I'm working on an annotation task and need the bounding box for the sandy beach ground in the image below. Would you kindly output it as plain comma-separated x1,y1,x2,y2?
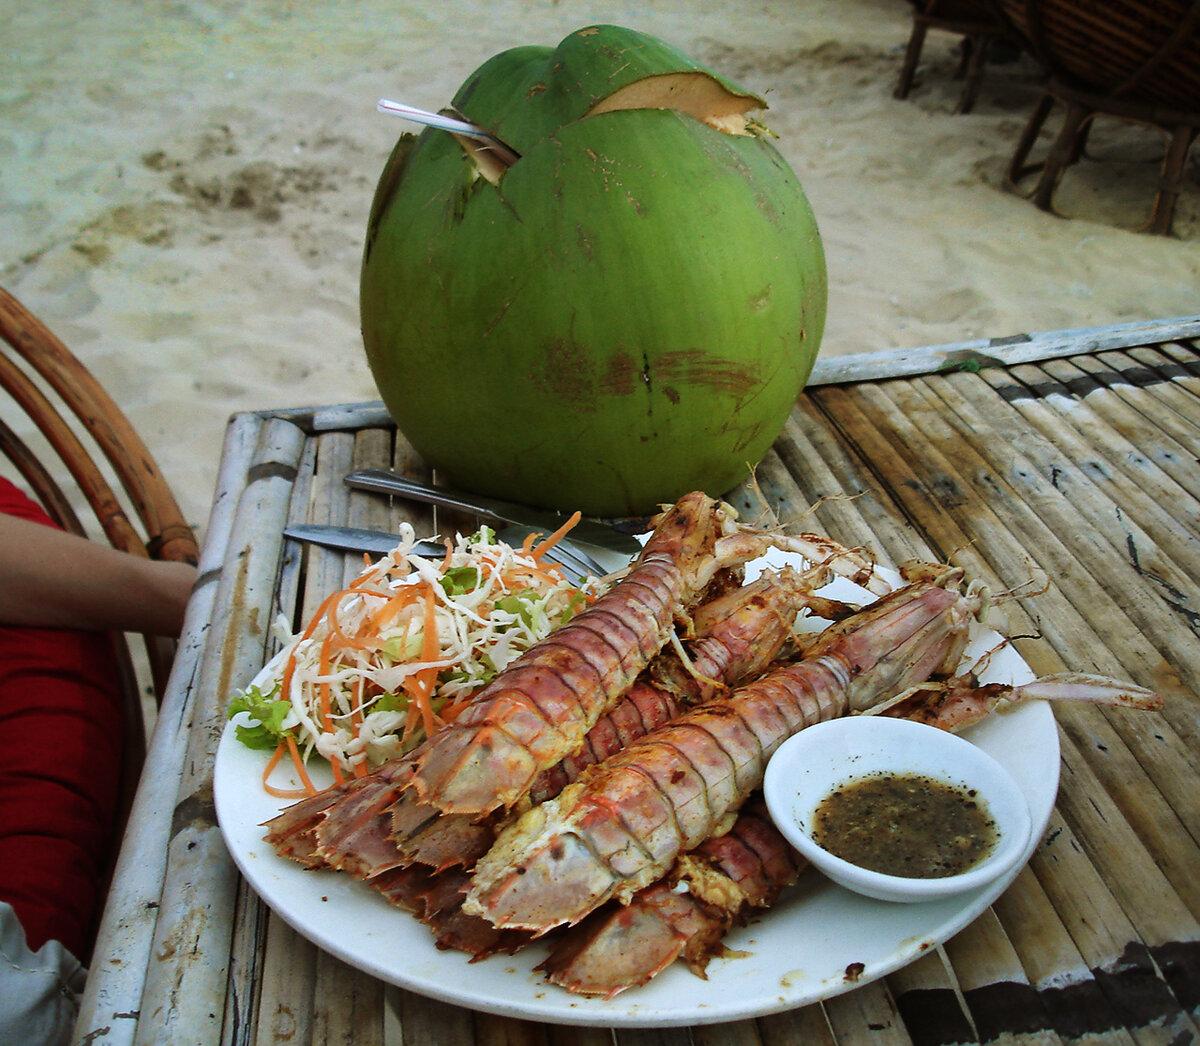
3,0,1199,537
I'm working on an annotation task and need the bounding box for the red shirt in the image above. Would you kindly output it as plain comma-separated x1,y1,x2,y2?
0,477,124,961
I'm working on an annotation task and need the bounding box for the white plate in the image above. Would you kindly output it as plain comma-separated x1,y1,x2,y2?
214,551,1056,1027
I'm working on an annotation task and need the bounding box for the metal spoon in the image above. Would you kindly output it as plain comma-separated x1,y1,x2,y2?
376,99,520,166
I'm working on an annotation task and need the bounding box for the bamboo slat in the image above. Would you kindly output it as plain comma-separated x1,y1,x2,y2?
988,867,1143,1046
312,947,386,1046
797,343,1200,1041
348,429,393,530
942,908,1062,1044
73,410,267,1046
806,393,1190,1036
770,406,933,568
911,373,1200,852
821,979,910,1046
302,431,357,611
1155,340,1200,375
690,1019,764,1046
808,381,1045,610
974,366,1200,561
134,415,307,1046
252,918,319,1044
277,436,318,650
392,990,476,1046
757,1000,839,1046
1047,357,1200,474
806,318,1200,388
1024,811,1180,1037
934,368,1200,630
1109,347,1200,418
886,949,979,1046
543,1024,612,1046
613,1028,695,1046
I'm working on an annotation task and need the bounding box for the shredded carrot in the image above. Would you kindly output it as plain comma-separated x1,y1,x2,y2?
326,596,379,653
285,734,318,796
529,560,577,588
262,741,286,784
528,510,582,560
399,681,423,744
349,675,370,778
302,574,373,641
262,740,314,799
282,584,351,707
349,674,366,732
367,583,424,634
317,633,344,786
396,585,442,745
437,694,475,723
417,587,441,737
317,635,335,731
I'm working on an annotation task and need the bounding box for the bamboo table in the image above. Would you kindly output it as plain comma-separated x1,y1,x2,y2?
76,316,1200,1045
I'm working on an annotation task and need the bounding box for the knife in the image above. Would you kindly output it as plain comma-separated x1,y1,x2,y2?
284,524,446,558
343,469,642,563
282,523,609,584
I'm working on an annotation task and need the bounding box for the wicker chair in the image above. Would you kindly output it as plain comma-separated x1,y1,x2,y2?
0,285,199,824
998,0,1200,233
894,0,1015,112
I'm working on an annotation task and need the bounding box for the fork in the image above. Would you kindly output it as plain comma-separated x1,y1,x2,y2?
497,525,617,582
343,469,640,572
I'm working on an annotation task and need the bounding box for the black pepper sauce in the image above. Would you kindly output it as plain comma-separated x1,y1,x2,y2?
811,772,998,878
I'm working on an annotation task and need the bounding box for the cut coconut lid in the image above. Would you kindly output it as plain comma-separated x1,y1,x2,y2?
585,71,765,136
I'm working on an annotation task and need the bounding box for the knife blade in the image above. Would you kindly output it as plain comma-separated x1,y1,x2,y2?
343,469,643,562
282,523,608,584
284,524,446,558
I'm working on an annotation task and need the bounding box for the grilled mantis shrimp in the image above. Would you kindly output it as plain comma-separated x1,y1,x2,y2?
385,563,854,872
264,493,878,871
395,492,881,820
533,665,1161,996
463,570,1161,935
537,799,802,997
264,563,856,878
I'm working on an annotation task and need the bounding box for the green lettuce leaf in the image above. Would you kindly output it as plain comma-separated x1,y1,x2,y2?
228,683,292,750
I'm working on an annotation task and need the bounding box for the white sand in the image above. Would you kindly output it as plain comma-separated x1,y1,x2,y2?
3,0,1199,536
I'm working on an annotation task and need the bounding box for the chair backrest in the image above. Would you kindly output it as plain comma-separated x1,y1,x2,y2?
994,0,1200,110
0,284,200,811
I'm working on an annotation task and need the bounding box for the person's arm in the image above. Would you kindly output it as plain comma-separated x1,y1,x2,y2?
0,513,196,636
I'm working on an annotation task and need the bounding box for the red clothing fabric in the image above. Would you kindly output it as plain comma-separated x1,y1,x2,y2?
0,477,124,961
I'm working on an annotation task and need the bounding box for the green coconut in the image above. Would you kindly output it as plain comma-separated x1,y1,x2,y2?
360,24,826,516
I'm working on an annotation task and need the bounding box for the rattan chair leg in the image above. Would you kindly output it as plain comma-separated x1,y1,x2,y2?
895,19,930,100
1151,124,1198,235
957,33,990,113
1008,90,1056,185
895,8,1005,112
1032,98,1092,214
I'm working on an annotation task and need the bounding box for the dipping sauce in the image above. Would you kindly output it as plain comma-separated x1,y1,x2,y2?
811,772,998,879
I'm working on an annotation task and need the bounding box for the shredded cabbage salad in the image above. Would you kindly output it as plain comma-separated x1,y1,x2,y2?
227,522,606,798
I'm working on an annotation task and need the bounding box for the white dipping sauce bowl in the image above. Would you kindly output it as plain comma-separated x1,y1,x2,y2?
763,716,1033,904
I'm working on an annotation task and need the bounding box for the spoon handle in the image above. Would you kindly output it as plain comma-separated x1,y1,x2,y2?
376,99,520,165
